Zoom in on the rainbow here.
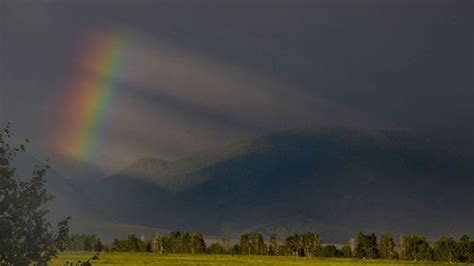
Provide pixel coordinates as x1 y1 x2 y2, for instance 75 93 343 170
56 30 128 162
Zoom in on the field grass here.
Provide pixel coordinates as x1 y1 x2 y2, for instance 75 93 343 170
50 252 469 265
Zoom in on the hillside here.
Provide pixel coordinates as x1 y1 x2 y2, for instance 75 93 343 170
111 139 253 191
83 128 473 242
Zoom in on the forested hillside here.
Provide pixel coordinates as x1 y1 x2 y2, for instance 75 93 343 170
62 127 474 242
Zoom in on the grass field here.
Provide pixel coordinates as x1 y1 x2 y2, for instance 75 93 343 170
50 252 469 265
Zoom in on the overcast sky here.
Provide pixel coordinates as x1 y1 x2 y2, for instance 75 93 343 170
1 0 472 171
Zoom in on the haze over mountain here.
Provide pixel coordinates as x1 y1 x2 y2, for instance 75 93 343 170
28 127 472 243
1 0 472 244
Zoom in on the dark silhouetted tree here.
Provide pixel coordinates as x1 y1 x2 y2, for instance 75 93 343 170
400 234 433 261
354 232 379 259
110 234 147 252
433 236 457 262
65 234 103 251
456 235 474 262
0 125 70 265
321 245 341 257
302 232 321 257
379 233 396 259
283 233 321 257
285 234 298 257
240 233 266 255
231 244 241 255
191 232 206 254
268 233 279 256
222 235 231 253
340 242 353 258
150 233 163 253
207 242 225 254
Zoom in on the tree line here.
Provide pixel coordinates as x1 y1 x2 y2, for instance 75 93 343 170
1 126 473 265
64 231 474 263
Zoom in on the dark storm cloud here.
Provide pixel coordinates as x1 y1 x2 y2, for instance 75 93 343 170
1 0 472 170
91 31 380 169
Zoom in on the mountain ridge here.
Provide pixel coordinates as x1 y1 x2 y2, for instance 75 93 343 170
86 127 473 242
14 127 471 242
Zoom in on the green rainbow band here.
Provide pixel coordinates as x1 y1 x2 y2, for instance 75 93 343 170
57 31 128 162
77 35 128 161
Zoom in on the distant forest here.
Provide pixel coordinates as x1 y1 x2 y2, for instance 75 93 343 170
65 231 474 263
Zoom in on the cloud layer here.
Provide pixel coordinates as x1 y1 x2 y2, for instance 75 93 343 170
1 1 472 172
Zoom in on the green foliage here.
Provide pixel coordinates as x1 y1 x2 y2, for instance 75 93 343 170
65 234 103 252
283 233 322 257
400 235 433 261
191 232 206 254
222 235 231 253
340 242 353 258
231 244 241 255
0 125 70 265
149 231 206 254
55 232 474 264
169 231 189 253
433 236 457 262
110 234 148 252
268 233 279 256
240 233 267 255
207 243 225 254
302 233 322 257
321 245 341 257
378 234 397 259
354 233 379 259
456 235 474 262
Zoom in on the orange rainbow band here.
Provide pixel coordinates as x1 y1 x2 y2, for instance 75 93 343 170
57 30 128 162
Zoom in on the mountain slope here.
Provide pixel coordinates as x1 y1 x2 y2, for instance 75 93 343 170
89 127 473 242
108 140 252 191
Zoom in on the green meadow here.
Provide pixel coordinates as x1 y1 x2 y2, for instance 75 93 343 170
51 252 467 266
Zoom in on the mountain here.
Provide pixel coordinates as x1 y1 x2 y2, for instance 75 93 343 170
13 153 86 205
84 127 473 242
109 139 252 191
11 153 166 243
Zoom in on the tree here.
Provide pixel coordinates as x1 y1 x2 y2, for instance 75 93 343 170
321 245 341 257
191 232 206 254
301 232 321 257
282 233 321 257
239 233 266 255
160 235 172 253
253 233 267 255
231 244 241 255
379 234 396 259
400 234 433 261
456 235 469 262
456 235 473 262
268 233 279 256
150 233 163 253
354 232 379 259
340 242 353 258
433 236 457 262
283 234 300 256
207 242 225 254
0 125 70 265
147 231 205 254
222 235 231 253
110 234 147 252
180 232 192 253
110 239 126 252
65 234 103 251
470 239 474 263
